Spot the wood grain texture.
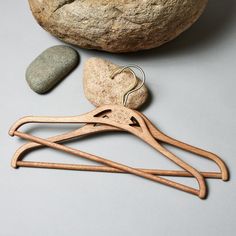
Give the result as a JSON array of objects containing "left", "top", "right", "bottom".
[
  {"left": 9, "top": 105, "right": 228, "bottom": 198},
  {"left": 13, "top": 130, "right": 201, "bottom": 197},
  {"left": 15, "top": 161, "right": 222, "bottom": 179},
  {"left": 11, "top": 123, "right": 223, "bottom": 179}
]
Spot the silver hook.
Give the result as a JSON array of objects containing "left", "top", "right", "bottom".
[{"left": 110, "top": 65, "right": 146, "bottom": 107}]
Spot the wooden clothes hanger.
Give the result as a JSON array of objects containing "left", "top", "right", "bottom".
[
  {"left": 9, "top": 104, "right": 207, "bottom": 198},
  {"left": 11, "top": 122, "right": 225, "bottom": 179},
  {"left": 9, "top": 65, "right": 229, "bottom": 199}
]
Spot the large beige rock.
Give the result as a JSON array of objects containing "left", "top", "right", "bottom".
[
  {"left": 28, "top": 0, "right": 208, "bottom": 53},
  {"left": 83, "top": 58, "right": 148, "bottom": 109}
]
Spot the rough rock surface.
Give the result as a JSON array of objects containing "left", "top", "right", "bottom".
[
  {"left": 26, "top": 45, "right": 79, "bottom": 94},
  {"left": 28, "top": 0, "right": 208, "bottom": 53},
  {"left": 83, "top": 58, "right": 148, "bottom": 109}
]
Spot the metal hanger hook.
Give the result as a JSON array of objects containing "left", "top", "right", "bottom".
[{"left": 110, "top": 65, "right": 146, "bottom": 107}]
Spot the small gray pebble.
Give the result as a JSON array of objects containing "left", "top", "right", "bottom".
[{"left": 26, "top": 45, "right": 79, "bottom": 94}]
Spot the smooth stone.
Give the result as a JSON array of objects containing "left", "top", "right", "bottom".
[
  {"left": 26, "top": 45, "right": 79, "bottom": 94},
  {"left": 28, "top": 0, "right": 207, "bottom": 53},
  {"left": 83, "top": 58, "right": 149, "bottom": 109}
]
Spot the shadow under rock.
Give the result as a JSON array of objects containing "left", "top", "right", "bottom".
[
  {"left": 116, "top": 0, "right": 236, "bottom": 61},
  {"left": 139, "top": 86, "right": 154, "bottom": 112}
]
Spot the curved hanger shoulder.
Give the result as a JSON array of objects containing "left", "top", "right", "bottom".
[
  {"left": 11, "top": 123, "right": 222, "bottom": 179},
  {"left": 11, "top": 124, "right": 119, "bottom": 167},
  {"left": 9, "top": 105, "right": 147, "bottom": 136},
  {"left": 13, "top": 130, "right": 203, "bottom": 197},
  {"left": 9, "top": 105, "right": 206, "bottom": 198},
  {"left": 137, "top": 112, "right": 229, "bottom": 181}
]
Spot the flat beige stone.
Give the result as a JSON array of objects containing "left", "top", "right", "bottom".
[
  {"left": 28, "top": 0, "right": 208, "bottom": 53},
  {"left": 83, "top": 58, "right": 148, "bottom": 109}
]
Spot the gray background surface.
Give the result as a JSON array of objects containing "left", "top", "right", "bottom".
[{"left": 1, "top": 1, "right": 236, "bottom": 235}]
